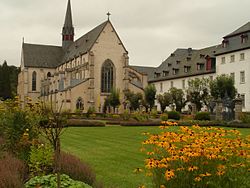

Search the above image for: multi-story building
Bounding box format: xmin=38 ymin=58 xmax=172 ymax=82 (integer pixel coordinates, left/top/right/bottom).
xmin=17 ymin=0 xmax=147 ymax=112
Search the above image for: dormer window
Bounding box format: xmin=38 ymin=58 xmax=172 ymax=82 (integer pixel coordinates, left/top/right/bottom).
xmin=222 ymin=39 xmax=229 ymax=48
xmin=176 ymin=60 xmax=181 ymax=64
xmin=154 ymin=72 xmax=161 ymax=78
xmin=168 ymin=63 xmax=172 ymax=67
xmin=172 ymin=68 xmax=179 ymax=75
xmin=241 ymin=34 xmax=248 ymax=43
xmin=200 ymin=54 xmax=205 ymax=58
xmin=171 ymin=53 xmax=175 ymax=57
xmin=163 ymin=71 xmax=169 ymax=77
xmin=187 ymin=57 xmax=191 ymax=61
xmin=197 ymin=63 xmax=204 ymax=71
xmin=184 ymin=66 xmax=191 ymax=73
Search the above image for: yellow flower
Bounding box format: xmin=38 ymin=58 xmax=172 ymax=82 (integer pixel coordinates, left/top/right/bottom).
xmin=133 ymin=168 xmax=143 ymax=173
xmin=160 ymin=185 xmax=166 ymax=188
xmin=216 ymin=170 xmax=225 ymax=176
xmin=165 ymin=169 xmax=175 ymax=181
xmin=188 ymin=166 xmax=198 ymax=171
xmin=194 ymin=176 xmax=202 ymax=182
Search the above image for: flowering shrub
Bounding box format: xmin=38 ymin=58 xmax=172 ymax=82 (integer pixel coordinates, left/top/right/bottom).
xmin=142 ymin=121 xmax=250 ymax=188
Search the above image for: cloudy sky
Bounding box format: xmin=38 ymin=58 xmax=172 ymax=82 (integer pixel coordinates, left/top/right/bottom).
xmin=0 ymin=0 xmax=250 ymax=67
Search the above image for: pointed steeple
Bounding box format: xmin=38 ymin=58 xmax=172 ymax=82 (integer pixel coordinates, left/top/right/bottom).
xmin=62 ymin=0 xmax=74 ymax=51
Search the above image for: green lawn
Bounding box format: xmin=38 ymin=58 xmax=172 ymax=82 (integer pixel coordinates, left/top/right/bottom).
xmin=61 ymin=126 xmax=250 ymax=188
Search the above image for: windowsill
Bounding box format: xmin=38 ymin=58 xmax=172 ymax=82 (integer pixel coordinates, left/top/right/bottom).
xmin=240 ymin=82 xmax=245 ymax=84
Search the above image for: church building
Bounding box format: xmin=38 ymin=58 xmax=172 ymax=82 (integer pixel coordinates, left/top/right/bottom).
xmin=17 ymin=0 xmax=147 ymax=112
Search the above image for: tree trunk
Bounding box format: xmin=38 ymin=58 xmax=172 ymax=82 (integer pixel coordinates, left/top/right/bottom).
xmin=55 ymin=138 xmax=61 ymax=188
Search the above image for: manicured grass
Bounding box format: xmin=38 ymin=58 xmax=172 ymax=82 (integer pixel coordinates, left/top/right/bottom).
xmin=61 ymin=126 xmax=250 ymax=188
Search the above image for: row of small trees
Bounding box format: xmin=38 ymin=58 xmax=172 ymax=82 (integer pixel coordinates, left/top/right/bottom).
xmin=157 ymin=75 xmax=237 ymax=112
xmin=101 ymin=75 xmax=236 ymax=113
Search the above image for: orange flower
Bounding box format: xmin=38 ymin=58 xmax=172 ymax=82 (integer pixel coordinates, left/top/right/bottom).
xmin=188 ymin=166 xmax=198 ymax=171
xmin=194 ymin=176 xmax=202 ymax=182
xmin=165 ymin=169 xmax=175 ymax=181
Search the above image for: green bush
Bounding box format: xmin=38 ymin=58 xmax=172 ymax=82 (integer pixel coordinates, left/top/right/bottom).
xmin=24 ymin=174 xmax=92 ymax=188
xmin=150 ymin=109 xmax=158 ymax=118
xmin=86 ymin=107 xmax=95 ymax=118
xmin=132 ymin=112 xmax=149 ymax=122
xmin=167 ymin=111 xmax=180 ymax=120
xmin=160 ymin=113 xmax=168 ymax=121
xmin=195 ymin=112 xmax=211 ymax=120
xmin=28 ymin=144 xmax=54 ymax=177
xmin=239 ymin=113 xmax=250 ymax=123
xmin=122 ymin=109 xmax=130 ymax=121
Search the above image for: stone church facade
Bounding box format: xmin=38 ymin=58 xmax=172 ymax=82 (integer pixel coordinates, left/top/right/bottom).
xmin=17 ymin=0 xmax=147 ymax=113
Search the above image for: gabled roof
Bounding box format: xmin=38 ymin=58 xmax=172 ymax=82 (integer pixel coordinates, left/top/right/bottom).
xmin=22 ymin=43 xmax=63 ymax=68
xmin=61 ymin=20 xmax=109 ymax=63
xmin=224 ymin=22 xmax=250 ymax=38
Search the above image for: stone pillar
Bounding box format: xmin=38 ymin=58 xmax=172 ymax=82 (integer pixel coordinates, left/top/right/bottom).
xmin=191 ymin=103 xmax=197 ymax=115
xmin=88 ymin=51 xmax=95 ymax=108
xmin=234 ymin=95 xmax=242 ymax=121
xmin=215 ymin=98 xmax=223 ymax=121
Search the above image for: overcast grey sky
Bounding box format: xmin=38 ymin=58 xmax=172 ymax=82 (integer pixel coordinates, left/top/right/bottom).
xmin=0 ymin=0 xmax=249 ymax=67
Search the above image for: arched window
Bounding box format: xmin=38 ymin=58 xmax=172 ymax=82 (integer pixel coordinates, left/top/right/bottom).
xmin=101 ymin=60 xmax=114 ymax=93
xmin=47 ymin=72 xmax=51 ymax=78
xmin=32 ymin=71 xmax=37 ymax=91
xmin=76 ymin=97 xmax=84 ymax=110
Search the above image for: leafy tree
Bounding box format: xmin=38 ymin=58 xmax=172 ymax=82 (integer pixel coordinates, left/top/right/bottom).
xmin=0 ymin=61 xmax=19 ymax=100
xmin=124 ymin=90 xmax=143 ymax=111
xmin=186 ymin=78 xmax=211 ymax=111
xmin=108 ymin=88 xmax=121 ymax=113
xmin=169 ymin=87 xmax=187 ymax=112
xmin=157 ymin=92 xmax=172 ymax=113
xmin=210 ymin=75 xmax=237 ymax=100
xmin=144 ymin=84 xmax=156 ymax=111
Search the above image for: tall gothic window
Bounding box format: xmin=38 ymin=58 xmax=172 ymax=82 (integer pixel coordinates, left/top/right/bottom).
xmin=101 ymin=60 xmax=114 ymax=93
xmin=76 ymin=97 xmax=84 ymax=110
xmin=32 ymin=71 xmax=37 ymax=91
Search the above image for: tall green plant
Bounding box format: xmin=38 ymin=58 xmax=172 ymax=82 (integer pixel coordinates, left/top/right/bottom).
xmin=157 ymin=92 xmax=172 ymax=113
xmin=169 ymin=87 xmax=187 ymax=112
xmin=144 ymin=84 xmax=156 ymax=111
xmin=108 ymin=88 xmax=121 ymax=113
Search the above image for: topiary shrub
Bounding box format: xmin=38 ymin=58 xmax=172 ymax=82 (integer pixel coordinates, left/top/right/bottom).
xmin=60 ymin=152 xmax=97 ymax=186
xmin=194 ymin=112 xmax=211 ymax=120
xmin=167 ymin=111 xmax=180 ymax=120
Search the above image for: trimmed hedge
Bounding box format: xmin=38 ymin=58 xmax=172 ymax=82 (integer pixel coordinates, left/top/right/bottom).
xmin=120 ymin=120 xmax=161 ymax=126
xmin=167 ymin=111 xmax=180 ymax=120
xmin=194 ymin=112 xmax=211 ymax=120
xmin=66 ymin=119 xmax=105 ymax=127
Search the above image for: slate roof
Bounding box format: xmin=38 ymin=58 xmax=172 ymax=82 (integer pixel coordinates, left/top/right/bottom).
xmin=224 ymin=22 xmax=250 ymax=38
xmin=23 ymin=20 xmax=109 ymax=68
xmin=216 ymin=22 xmax=250 ymax=55
xmin=148 ymin=45 xmax=218 ymax=82
xmin=129 ymin=65 xmax=156 ymax=80
xmin=61 ymin=21 xmax=109 ymax=63
xmin=22 ymin=43 xmax=63 ymax=68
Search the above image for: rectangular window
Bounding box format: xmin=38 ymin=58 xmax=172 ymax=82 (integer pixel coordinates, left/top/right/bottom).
xmin=163 ymin=71 xmax=169 ymax=77
xmin=171 ymin=81 xmax=174 ymax=88
xmin=230 ymin=72 xmax=235 ymax=84
xmin=230 ymin=55 xmax=235 ymax=62
xmin=184 ymin=66 xmax=191 ymax=73
xmin=241 ymin=94 xmax=245 ymax=108
xmin=173 ymin=69 xmax=179 ymax=75
xmin=197 ymin=63 xmax=204 ymax=71
xmin=160 ymin=83 xmax=163 ymax=92
xmin=240 ymin=53 xmax=245 ymax=61
xmin=182 ymin=80 xmax=185 ymax=89
xmin=221 ymin=57 xmax=225 ymax=64
xmin=240 ymin=71 xmax=245 ymax=83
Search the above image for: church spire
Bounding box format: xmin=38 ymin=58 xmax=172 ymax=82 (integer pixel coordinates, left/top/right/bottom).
xmin=62 ymin=0 xmax=74 ymax=51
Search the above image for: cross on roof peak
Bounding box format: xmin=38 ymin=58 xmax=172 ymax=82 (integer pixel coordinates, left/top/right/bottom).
xmin=107 ymin=12 xmax=111 ymax=20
